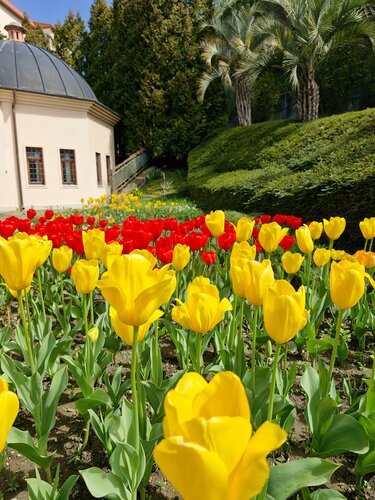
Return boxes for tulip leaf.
[355,443,375,477]
[80,467,129,499]
[7,427,54,469]
[311,489,346,499]
[306,339,334,355]
[314,414,369,457]
[267,458,340,500]
[75,389,111,416]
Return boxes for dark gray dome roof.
[0,40,97,101]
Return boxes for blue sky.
[13,0,97,25]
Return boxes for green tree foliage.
[109,0,226,159]
[82,0,114,107]
[22,15,50,49]
[53,11,87,72]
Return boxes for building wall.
[0,99,20,210]
[0,98,115,211]
[0,3,20,38]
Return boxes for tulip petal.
[154,436,228,500]
[228,421,287,500]
[163,373,207,437]
[0,391,19,452]
[183,416,251,475]
[193,371,250,420]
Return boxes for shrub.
[188,109,375,249]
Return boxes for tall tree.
[111,0,225,159]
[250,0,375,122]
[82,0,114,106]
[53,11,87,72]
[22,15,50,49]
[198,3,263,125]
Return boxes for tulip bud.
[282,252,304,274]
[258,222,289,253]
[263,280,308,344]
[231,259,274,305]
[172,244,190,271]
[52,246,73,273]
[313,248,331,267]
[71,259,99,295]
[205,210,225,238]
[330,260,369,310]
[295,224,314,254]
[354,250,375,268]
[323,217,346,241]
[359,218,375,240]
[308,221,323,240]
[0,376,19,452]
[235,217,255,242]
[82,228,106,260]
[87,326,99,343]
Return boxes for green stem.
[89,291,94,326]
[251,306,259,395]
[372,349,375,381]
[369,238,373,252]
[60,273,66,322]
[185,330,191,370]
[364,239,368,251]
[175,272,179,299]
[282,343,288,404]
[131,326,140,455]
[82,294,89,336]
[267,343,281,421]
[305,252,312,307]
[37,268,46,322]
[228,294,238,351]
[196,333,203,374]
[136,342,146,440]
[327,308,344,396]
[17,291,36,374]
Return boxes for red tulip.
[26,208,37,220]
[201,251,216,265]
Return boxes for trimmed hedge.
[188,109,375,249]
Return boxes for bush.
[188,109,375,249]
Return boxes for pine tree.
[111,0,225,159]
[53,11,87,72]
[22,14,50,49]
[82,0,114,107]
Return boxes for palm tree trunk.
[235,75,252,126]
[297,65,320,122]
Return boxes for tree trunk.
[297,64,320,122]
[235,75,252,126]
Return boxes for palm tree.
[198,3,263,126]
[246,0,375,122]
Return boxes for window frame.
[96,152,102,186]
[60,148,77,186]
[26,146,45,185]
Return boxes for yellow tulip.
[71,259,99,294]
[264,280,308,344]
[359,217,375,240]
[235,217,254,242]
[295,224,314,254]
[313,248,331,267]
[99,242,123,269]
[172,276,232,334]
[82,228,106,260]
[231,259,274,305]
[52,246,73,273]
[308,221,323,240]
[282,252,304,274]
[354,250,375,268]
[323,217,346,241]
[330,249,346,261]
[258,222,289,253]
[87,326,99,343]
[0,376,19,452]
[110,307,163,345]
[230,241,256,266]
[154,371,287,500]
[172,244,190,271]
[330,260,375,310]
[0,233,48,291]
[97,251,176,326]
[205,210,225,238]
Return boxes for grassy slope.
[188,109,375,246]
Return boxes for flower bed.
[0,207,374,499]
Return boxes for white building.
[0,23,120,212]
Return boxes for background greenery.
[188,108,375,247]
